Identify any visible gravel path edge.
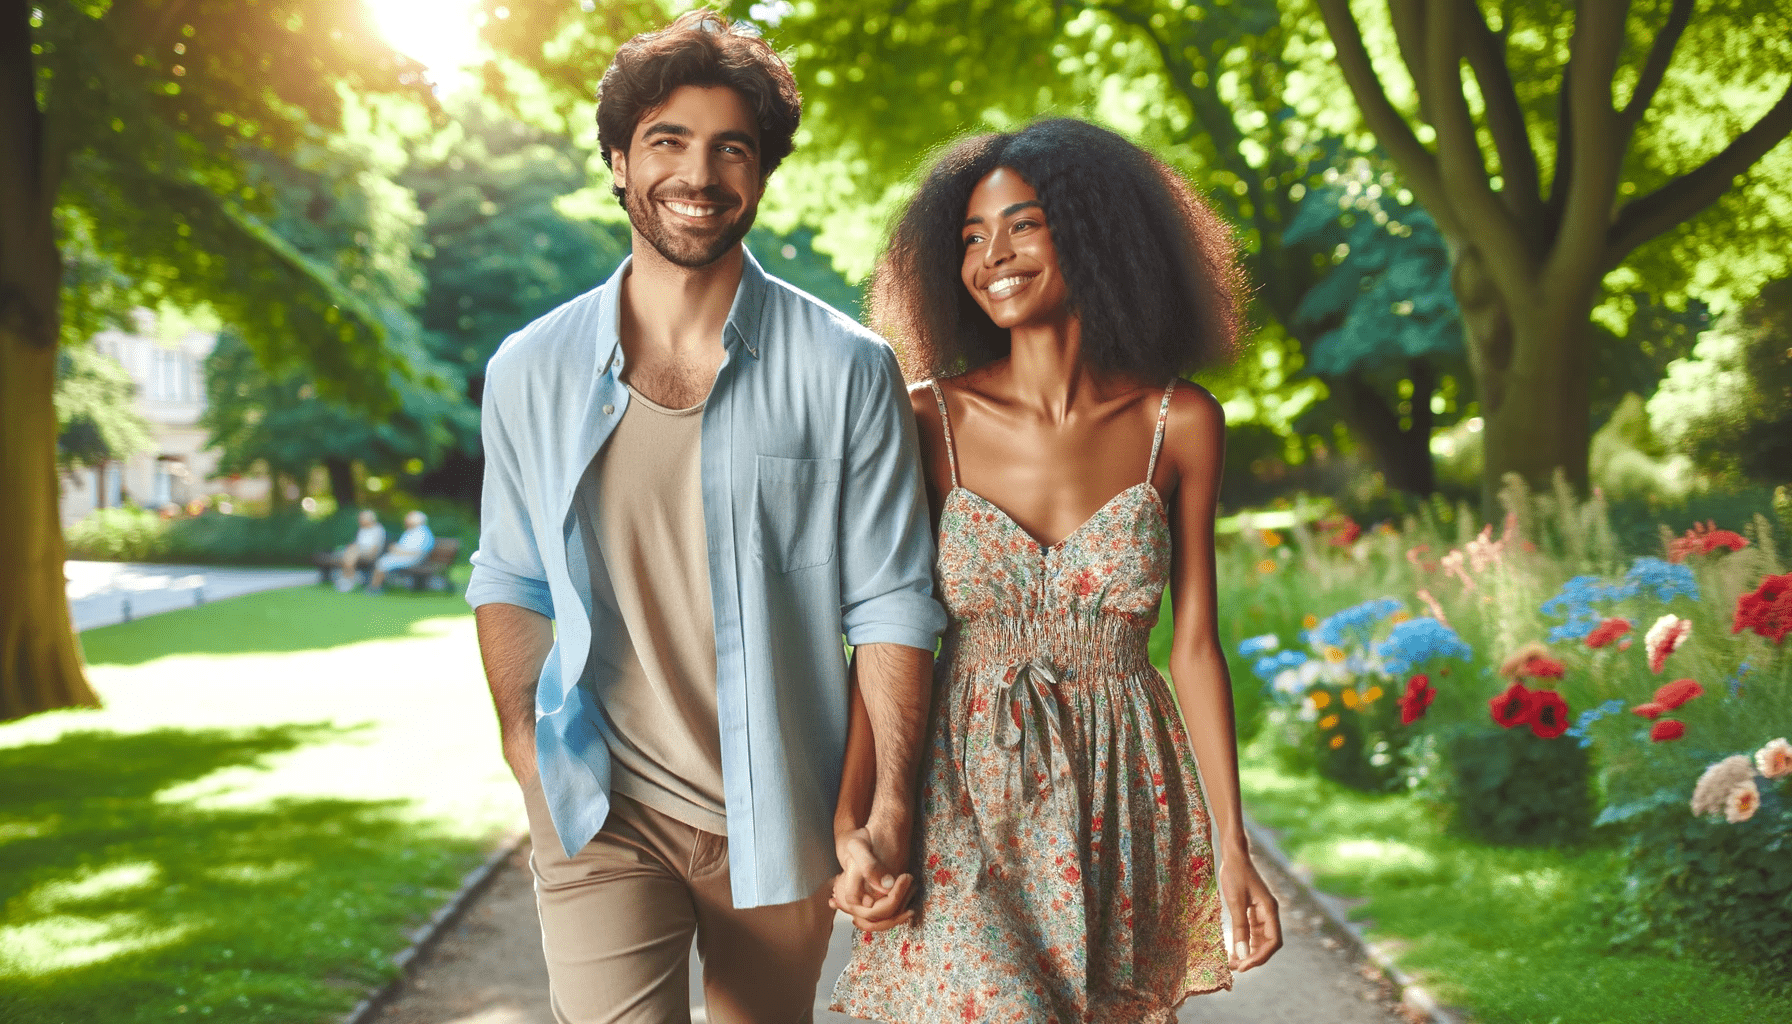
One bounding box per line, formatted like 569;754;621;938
1243;818;1466;1024
339;830;531;1024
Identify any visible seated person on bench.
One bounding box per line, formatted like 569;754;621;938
334;510;388;591
366;510;434;593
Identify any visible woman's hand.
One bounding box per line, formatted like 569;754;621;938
829;826;915;933
1219;853;1282;972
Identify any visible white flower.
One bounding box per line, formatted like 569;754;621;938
1756;738;1792;780
1691;755;1755;817
1726;780;1761;824
1644;614;1690;674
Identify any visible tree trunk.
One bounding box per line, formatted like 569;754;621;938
1329;363;1438;496
1;0;98;721
1454;245;1595;512
325;457;356;509
1;324;100;721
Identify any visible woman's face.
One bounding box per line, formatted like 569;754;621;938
960;167;1071;331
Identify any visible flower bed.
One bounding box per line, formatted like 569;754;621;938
1216;476;1792;975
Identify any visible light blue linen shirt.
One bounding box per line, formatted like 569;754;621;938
466;251;946;908
394;524;434;554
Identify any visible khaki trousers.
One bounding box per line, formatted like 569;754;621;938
521;779;833;1024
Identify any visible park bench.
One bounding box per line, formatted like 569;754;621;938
392;537;461;593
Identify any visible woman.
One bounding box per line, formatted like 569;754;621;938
829;119;1281;1022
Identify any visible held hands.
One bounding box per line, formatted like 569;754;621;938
1219;850;1283;972
829;816;916;933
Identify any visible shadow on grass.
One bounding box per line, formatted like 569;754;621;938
81;570;473;668
0;726;489;1024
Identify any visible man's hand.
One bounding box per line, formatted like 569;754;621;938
830;816;915;932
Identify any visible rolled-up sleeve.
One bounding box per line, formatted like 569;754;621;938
466;369;555;619
837;345;947;650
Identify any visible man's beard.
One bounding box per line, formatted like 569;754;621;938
625;184;755;269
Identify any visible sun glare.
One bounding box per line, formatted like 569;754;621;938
364;0;483;83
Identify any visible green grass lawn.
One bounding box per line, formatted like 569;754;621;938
0;576;520;1024
1240;738;1786;1024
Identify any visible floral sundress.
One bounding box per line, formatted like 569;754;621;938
831;380;1231;1023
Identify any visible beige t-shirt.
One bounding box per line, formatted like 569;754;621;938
575;384;726;834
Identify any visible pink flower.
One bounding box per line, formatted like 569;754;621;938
1644;614;1690;674
1756;738;1792;779
1726;780;1761;823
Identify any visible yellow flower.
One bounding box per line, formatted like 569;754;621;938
1302;613;1319;629
1319;714;1340;730
1329;734;1346;749
1362;686;1383;703
1340;688;1359;709
1309;691;1332;710
1261;529;1283;548
1257;558;1277;575
1323;646;1346;664
1390;610;1411;624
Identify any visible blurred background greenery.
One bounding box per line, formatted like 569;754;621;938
6;1;1792;1021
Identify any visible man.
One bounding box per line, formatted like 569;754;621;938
334;509;387;592
367;510;433;592
466;12;944;1023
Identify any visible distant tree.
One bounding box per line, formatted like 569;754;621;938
1314;0;1792;506
1648;277;1792;483
5;0;432;719
54;346;153;472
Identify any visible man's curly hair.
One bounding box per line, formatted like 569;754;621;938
873;119;1245;384
596;10;801;200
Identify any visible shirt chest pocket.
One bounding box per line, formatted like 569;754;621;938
753;455;842;573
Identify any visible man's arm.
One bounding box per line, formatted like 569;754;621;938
476;603;554;783
831;644;931;930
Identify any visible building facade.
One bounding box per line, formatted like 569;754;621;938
59;310;267;524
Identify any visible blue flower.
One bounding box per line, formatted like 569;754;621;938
1251;655;1283;682
1727;659;1754;697
1625;557;1700;603
1375;617;1473;677
1237;633;1280;657
1564;698;1628;748
1312;598;1404;649
1541;575;1635;620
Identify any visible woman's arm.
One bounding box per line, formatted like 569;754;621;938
1162;384;1282;972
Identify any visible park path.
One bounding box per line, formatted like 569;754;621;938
65;560;317;631
374;842;1413;1024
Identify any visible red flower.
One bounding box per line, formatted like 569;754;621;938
1489;682;1536;729
1062;865;1081;883
1498;642;1565;680
1631;702;1667;720
1529;690;1571;739
1321;515;1362;547
1398;674;1436;725
1733;573;1792;644
1667;521;1749;563
1584;617;1633;649
1650;720;1686;742
1653;678;1705;710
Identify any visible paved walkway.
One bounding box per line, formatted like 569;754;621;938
66;560;318;631
375;843;1412;1024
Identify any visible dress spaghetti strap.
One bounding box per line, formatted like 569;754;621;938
926;379;961;489
1146;380;1175;487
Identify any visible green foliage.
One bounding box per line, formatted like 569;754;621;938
33;0;438;408
62;505;476;567
1648;277;1792;485
1444;727;1593;846
1611;798;1792;975
52;345;151;471
1283;167;1462;378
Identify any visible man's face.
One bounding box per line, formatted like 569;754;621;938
611;84;764;269
405;512;422;529
359;511;376;526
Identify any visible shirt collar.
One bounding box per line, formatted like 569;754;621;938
594;246;771;372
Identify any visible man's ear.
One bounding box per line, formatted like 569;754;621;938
611;147;629;196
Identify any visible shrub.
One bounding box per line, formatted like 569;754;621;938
63;502;476;567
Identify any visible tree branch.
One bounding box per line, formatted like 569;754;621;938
1620;0;1693;133
1547;0;1630;294
1388;0;1433;124
1457;0;1541;221
1605;81;1792;267
1313;0;1460;237
1544;57;1572;224
1420;0;1534;295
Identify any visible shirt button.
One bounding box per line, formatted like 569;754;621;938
602;404;615;416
